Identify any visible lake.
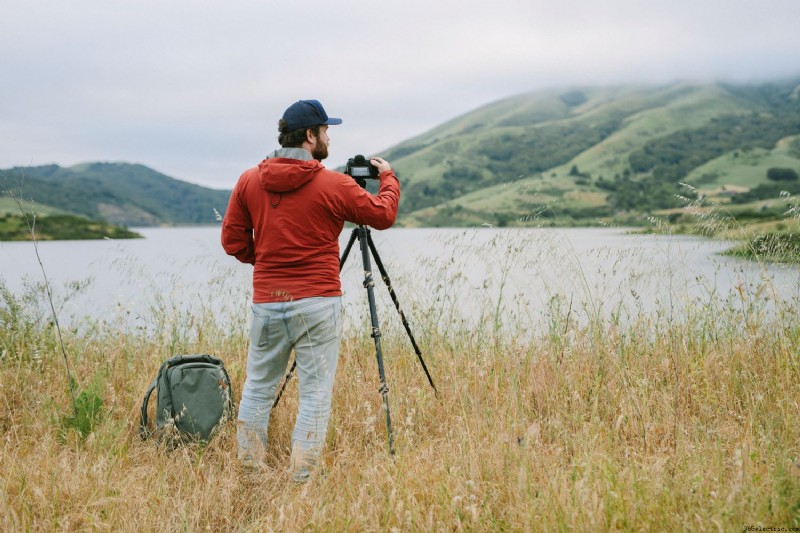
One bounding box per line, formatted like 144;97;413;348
1;226;798;335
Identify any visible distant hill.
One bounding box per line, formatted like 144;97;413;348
3;79;799;229
380;78;800;226
0;162;230;226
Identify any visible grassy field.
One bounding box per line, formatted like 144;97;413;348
2;233;800;531
684;135;800;189
0;198;65;217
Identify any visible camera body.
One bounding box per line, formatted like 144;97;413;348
344;154;379;181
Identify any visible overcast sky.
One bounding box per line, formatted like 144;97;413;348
2;0;798;189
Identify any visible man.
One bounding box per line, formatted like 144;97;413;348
221;99;400;481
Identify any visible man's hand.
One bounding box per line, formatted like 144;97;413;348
369;156;392;175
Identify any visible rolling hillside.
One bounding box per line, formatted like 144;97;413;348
0;162;230;226
2;79;799;229
382;79;800;227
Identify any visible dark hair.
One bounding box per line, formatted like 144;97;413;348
278;119;322;148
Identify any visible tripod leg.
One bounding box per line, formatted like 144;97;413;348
272;359;295;408
366;231;438;397
339;227;358;270
357;226;395;455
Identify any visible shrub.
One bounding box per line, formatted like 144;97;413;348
767;167;799;182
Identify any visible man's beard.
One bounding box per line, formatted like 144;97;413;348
312;142;328;161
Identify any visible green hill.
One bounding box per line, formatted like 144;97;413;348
0;162;231;226
381;79;800;227
0;213;142;241
2;79;799;230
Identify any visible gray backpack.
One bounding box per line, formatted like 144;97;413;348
140;354;234;443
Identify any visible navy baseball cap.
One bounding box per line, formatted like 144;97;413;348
282;99;342;131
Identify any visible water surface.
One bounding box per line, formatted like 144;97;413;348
1;226;797;334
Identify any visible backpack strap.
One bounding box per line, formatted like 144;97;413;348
139;375;159;440
139;355;183;439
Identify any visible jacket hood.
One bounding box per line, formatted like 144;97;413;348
258;152;323;193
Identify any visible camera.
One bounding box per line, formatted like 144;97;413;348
344;154;379;181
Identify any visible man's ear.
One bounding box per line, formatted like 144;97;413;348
305;128;316;144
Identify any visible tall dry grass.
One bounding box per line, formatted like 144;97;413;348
1;229;800;531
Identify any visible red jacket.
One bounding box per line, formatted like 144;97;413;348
221;153;400;303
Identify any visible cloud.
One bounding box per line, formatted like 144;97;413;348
1;0;799;188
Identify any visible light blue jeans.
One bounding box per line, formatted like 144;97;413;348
237;296;343;480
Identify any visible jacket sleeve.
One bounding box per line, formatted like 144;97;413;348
221;178;256;265
338;170;400;230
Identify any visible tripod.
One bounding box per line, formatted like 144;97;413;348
272;224;437;454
